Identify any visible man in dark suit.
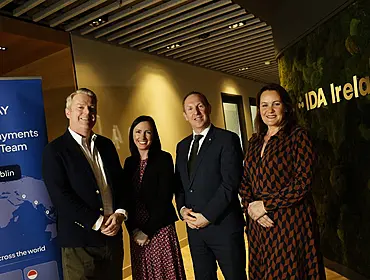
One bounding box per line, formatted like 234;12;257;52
175;91;246;280
42;88;127;280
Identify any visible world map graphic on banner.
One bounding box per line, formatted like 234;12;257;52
0;177;56;248
0;78;62;280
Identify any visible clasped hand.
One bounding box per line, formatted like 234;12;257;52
248;201;274;228
181;208;210;229
100;213;125;236
133;230;150;246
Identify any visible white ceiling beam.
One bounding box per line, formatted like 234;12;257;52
235;72;279;82
220;71;276;84
108;0;212;42
231;74;276;83
135;3;239;50
219;60;278;73
198;40;274;65
65;1;121;31
119;0;232;46
229;65;278;75
234;66;278;74
233;74;270;84
228;60;278;73
212;51;276;70
80;0;159;36
239;75;279;83
163;18;262;56
33;0;77;22
176;25;271;60
211;52;276;71
214;52;276;70
49;0;108;27
235;72;279;80
193;34;273;63
98;0;188;39
171;23;269;58
229;72;279;80
148;9;247;53
228;63;278;74
13;0;45;17
229;68;278;77
236;65;278;75
157;14;257;55
0;0;12;9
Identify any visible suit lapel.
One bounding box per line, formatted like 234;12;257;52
189;125;216;185
181;136;192;185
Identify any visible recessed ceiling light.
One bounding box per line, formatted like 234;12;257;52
166;43;181;50
228;21;246;29
264;61;271;65
238;67;249;71
0;46;7;51
89;16;107;27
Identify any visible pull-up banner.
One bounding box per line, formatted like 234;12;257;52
0;78;62;280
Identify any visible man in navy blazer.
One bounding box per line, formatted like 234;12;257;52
42;88;127;280
175;91;246;279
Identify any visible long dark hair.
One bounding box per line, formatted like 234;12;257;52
255;83;297;136
128;115;161;157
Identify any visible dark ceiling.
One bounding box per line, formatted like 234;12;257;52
0;0;280;83
0;0;351;82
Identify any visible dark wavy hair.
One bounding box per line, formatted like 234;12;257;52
129;115;161;157
255;83;297;136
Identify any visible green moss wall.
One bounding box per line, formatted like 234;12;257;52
278;0;370;277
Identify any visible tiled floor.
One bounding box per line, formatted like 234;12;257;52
124;244;348;280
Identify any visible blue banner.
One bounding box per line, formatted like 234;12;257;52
0;78;62;280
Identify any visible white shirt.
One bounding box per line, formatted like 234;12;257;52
68;128;127;230
187;125;211;159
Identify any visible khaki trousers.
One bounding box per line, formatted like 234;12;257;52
62;240;123;280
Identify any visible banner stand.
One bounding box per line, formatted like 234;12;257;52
0;77;62;280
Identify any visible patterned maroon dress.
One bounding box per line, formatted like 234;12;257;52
130;159;186;280
239;126;326;280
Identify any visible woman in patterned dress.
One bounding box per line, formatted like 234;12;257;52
239;84;326;279
123;115;186;280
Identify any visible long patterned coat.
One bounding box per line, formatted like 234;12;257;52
239;126;326;280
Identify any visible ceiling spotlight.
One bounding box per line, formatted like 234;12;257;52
0;46;7;51
89;16;108;27
264;61;271;65
166;43;181;50
238;67;249;71
228;21;246;29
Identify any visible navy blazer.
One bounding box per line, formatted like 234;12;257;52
123;150;178;238
175;125;245;230
42;130;127;247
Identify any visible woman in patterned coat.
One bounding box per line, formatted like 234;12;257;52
239;84;326;279
123;115;186;279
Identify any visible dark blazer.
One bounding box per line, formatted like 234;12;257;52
42;130;127;247
123;150;178;238
175;125;245;230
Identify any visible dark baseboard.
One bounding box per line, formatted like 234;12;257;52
324;258;369;280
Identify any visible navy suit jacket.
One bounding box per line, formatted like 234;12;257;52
42;130;127;247
175;125;245;230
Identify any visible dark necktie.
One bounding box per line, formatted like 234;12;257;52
188;134;203;177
